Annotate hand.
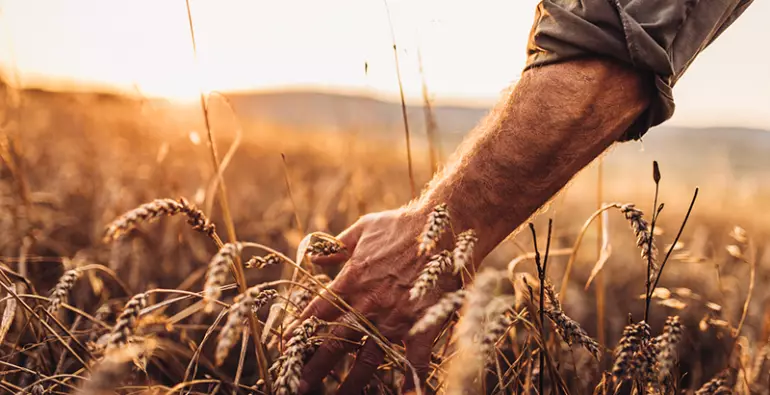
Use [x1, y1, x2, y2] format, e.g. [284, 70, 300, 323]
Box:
[288, 205, 463, 394]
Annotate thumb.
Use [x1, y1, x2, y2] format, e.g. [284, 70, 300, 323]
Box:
[311, 219, 365, 266]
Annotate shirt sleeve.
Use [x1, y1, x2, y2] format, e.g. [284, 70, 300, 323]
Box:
[524, 0, 754, 141]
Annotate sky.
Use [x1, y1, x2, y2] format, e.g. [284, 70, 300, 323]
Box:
[0, 0, 768, 129]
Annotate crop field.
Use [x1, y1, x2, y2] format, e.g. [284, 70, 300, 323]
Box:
[1, 87, 769, 395]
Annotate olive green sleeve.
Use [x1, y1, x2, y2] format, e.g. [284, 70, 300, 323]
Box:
[525, 0, 753, 141]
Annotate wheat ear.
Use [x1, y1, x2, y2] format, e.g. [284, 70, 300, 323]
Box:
[620, 204, 658, 272]
[215, 285, 277, 366]
[103, 197, 215, 241]
[695, 370, 731, 395]
[273, 317, 325, 395]
[655, 316, 683, 382]
[105, 293, 147, 351]
[410, 289, 466, 335]
[245, 253, 282, 269]
[409, 250, 453, 301]
[452, 229, 477, 274]
[203, 242, 241, 313]
[417, 203, 450, 256]
[48, 268, 83, 315]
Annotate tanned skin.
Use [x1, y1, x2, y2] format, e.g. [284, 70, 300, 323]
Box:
[288, 58, 651, 394]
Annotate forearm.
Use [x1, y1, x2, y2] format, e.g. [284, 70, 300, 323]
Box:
[413, 58, 650, 259]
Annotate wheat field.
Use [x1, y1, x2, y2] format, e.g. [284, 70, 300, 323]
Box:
[1, 85, 769, 395]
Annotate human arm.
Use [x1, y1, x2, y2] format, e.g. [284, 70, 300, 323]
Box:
[291, 57, 650, 395]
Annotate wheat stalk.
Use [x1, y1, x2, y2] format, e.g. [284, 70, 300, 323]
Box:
[273, 316, 325, 395]
[410, 289, 466, 335]
[409, 250, 452, 301]
[47, 268, 82, 315]
[103, 197, 215, 241]
[203, 242, 242, 313]
[452, 229, 477, 274]
[418, 203, 450, 256]
[215, 285, 277, 366]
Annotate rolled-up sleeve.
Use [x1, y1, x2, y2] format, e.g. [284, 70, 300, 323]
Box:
[525, 0, 754, 141]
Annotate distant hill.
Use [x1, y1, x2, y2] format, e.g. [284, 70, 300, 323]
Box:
[222, 90, 770, 188]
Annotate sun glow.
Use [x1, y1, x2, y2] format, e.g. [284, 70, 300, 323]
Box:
[0, 0, 768, 128]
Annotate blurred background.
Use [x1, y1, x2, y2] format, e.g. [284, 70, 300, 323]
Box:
[1, 1, 769, 391]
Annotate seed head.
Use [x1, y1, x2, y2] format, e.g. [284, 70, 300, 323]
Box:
[544, 308, 601, 359]
[409, 251, 453, 301]
[656, 316, 684, 382]
[203, 243, 241, 313]
[245, 253, 282, 269]
[452, 229, 477, 274]
[106, 293, 148, 351]
[306, 240, 344, 257]
[48, 268, 83, 315]
[103, 197, 215, 242]
[273, 317, 325, 395]
[410, 290, 466, 335]
[695, 370, 730, 395]
[417, 203, 450, 256]
[215, 286, 277, 366]
[612, 321, 651, 381]
[620, 204, 658, 274]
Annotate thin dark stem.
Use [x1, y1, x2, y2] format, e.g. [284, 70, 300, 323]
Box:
[528, 222, 547, 395]
[382, 0, 416, 198]
[649, 188, 699, 296]
[644, 194, 663, 324]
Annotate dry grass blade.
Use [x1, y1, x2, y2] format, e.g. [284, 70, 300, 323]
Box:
[452, 229, 477, 274]
[585, 210, 611, 290]
[0, 292, 15, 346]
[203, 242, 242, 313]
[417, 203, 450, 257]
[409, 250, 453, 301]
[410, 289, 466, 335]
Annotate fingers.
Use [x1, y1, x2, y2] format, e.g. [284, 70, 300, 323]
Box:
[402, 334, 437, 393]
[284, 278, 353, 343]
[299, 323, 361, 394]
[336, 337, 385, 395]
